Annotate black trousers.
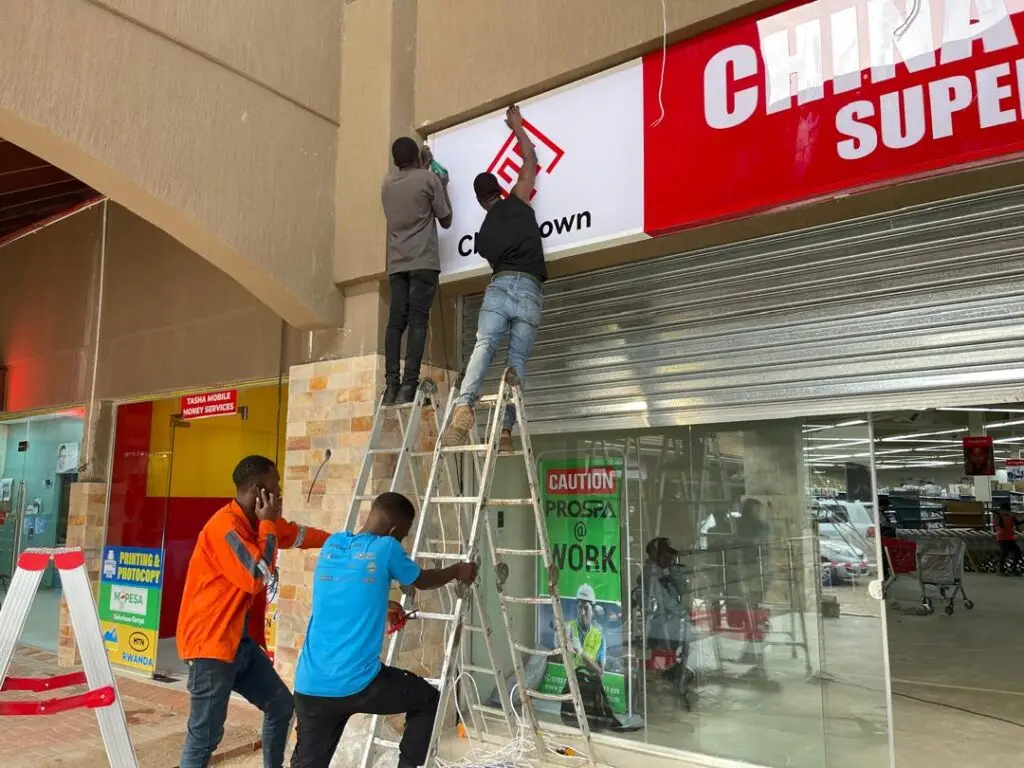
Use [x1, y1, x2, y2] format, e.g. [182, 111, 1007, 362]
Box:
[386, 270, 440, 388]
[290, 665, 440, 768]
[998, 540, 1022, 574]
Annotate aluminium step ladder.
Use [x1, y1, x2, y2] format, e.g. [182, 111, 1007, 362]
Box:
[0, 548, 138, 767]
[342, 377, 515, 764]
[352, 369, 597, 768]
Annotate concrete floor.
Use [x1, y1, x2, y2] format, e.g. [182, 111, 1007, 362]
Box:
[3, 586, 62, 652]
[245, 572, 1021, 768]
[14, 573, 1022, 767]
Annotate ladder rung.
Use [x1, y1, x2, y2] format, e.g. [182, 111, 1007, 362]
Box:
[464, 625, 484, 633]
[488, 498, 534, 506]
[415, 610, 457, 622]
[477, 394, 500, 405]
[425, 677, 441, 688]
[495, 547, 544, 556]
[460, 663, 495, 675]
[501, 595, 551, 606]
[471, 704, 508, 719]
[373, 737, 400, 749]
[353, 494, 376, 502]
[513, 643, 560, 657]
[368, 447, 403, 455]
[429, 496, 481, 504]
[381, 401, 418, 410]
[439, 444, 490, 453]
[415, 551, 469, 562]
[527, 689, 574, 703]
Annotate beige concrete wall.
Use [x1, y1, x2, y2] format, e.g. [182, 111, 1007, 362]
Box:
[0, 204, 305, 413]
[414, 0, 780, 128]
[93, 0, 342, 119]
[335, 0, 781, 284]
[0, 0, 343, 328]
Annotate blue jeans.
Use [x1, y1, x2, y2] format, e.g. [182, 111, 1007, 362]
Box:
[180, 637, 295, 768]
[457, 272, 544, 430]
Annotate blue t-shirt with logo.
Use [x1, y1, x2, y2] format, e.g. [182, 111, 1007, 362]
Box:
[295, 532, 421, 697]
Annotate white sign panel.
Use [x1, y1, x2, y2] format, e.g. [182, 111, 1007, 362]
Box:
[429, 61, 646, 281]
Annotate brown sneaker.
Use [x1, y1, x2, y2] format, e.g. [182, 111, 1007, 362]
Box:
[499, 429, 514, 454]
[441, 405, 475, 447]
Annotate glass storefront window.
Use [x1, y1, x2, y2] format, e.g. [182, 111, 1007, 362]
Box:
[0, 409, 86, 651]
[106, 383, 287, 677]
[467, 415, 891, 768]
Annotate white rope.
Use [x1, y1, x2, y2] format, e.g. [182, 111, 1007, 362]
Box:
[650, 0, 668, 127]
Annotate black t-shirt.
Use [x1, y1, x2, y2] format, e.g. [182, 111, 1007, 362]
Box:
[476, 196, 547, 282]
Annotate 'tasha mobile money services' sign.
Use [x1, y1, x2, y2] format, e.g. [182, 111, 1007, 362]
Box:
[181, 388, 238, 420]
[99, 546, 164, 675]
[431, 0, 1024, 280]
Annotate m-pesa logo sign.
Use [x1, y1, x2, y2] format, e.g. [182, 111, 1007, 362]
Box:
[110, 586, 147, 617]
[644, 0, 1024, 234]
[486, 119, 565, 201]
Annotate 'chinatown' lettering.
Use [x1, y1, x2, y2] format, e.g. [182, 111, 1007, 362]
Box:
[551, 543, 619, 574]
[458, 210, 593, 257]
[544, 499, 617, 519]
[702, 0, 1022, 158]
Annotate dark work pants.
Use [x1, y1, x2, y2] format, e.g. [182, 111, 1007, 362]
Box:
[385, 270, 440, 388]
[999, 540, 1022, 574]
[180, 637, 294, 768]
[290, 666, 440, 768]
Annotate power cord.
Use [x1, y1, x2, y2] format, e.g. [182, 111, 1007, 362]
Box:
[307, 448, 332, 503]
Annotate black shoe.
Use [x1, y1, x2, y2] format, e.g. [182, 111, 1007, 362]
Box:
[396, 382, 418, 405]
[382, 385, 400, 407]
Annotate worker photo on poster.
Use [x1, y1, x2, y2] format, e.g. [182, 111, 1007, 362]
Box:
[963, 436, 995, 477]
[536, 455, 627, 719]
[56, 442, 80, 474]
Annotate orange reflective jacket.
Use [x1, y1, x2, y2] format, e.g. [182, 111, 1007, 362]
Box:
[248, 519, 329, 648]
[177, 501, 327, 662]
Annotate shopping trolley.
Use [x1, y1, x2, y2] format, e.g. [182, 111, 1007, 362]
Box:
[887, 537, 974, 616]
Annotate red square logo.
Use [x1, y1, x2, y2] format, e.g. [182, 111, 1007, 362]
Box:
[486, 119, 565, 201]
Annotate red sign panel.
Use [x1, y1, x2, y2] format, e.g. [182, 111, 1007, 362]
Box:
[963, 435, 995, 476]
[643, 0, 1024, 236]
[181, 389, 238, 420]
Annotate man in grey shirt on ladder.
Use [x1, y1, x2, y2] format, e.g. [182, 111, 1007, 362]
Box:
[381, 137, 453, 406]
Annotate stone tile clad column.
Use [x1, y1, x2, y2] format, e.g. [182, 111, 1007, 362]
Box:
[57, 482, 108, 667]
[274, 355, 455, 689]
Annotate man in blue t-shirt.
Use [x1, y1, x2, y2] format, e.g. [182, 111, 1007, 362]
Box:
[291, 492, 478, 768]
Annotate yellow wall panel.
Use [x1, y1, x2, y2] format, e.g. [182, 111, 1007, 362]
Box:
[146, 384, 288, 498]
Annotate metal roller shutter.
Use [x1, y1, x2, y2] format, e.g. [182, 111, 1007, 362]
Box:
[460, 186, 1024, 434]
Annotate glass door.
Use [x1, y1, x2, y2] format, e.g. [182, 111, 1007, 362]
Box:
[804, 413, 892, 768]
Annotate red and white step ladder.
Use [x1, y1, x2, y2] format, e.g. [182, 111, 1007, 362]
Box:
[0, 548, 139, 767]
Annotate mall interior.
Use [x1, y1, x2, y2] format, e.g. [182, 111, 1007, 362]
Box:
[4, 1, 1024, 768]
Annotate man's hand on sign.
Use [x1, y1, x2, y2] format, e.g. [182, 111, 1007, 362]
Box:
[505, 105, 523, 131]
[454, 562, 479, 585]
[255, 487, 281, 522]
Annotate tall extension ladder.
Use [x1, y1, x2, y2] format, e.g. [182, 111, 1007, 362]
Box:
[347, 369, 596, 767]
[0, 548, 138, 767]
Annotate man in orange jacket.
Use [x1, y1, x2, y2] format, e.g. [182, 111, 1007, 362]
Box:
[178, 455, 329, 768]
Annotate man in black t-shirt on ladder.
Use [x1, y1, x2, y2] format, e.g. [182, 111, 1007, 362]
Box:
[441, 105, 546, 451]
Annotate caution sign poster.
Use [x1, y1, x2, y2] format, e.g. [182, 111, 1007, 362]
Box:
[535, 456, 626, 714]
[98, 546, 164, 675]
